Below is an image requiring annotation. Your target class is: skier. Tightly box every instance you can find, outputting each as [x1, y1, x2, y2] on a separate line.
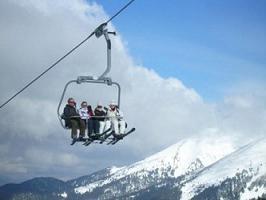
[106, 101, 126, 134]
[63, 98, 86, 139]
[78, 101, 99, 137]
[94, 102, 107, 133]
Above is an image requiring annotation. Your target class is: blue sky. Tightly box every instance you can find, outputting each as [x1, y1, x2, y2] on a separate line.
[94, 0, 266, 101]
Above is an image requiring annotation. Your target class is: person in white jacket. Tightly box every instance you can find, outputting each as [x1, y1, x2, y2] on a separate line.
[105, 101, 126, 134]
[78, 101, 98, 136]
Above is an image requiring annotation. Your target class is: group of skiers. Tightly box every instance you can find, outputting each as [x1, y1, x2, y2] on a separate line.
[62, 97, 126, 140]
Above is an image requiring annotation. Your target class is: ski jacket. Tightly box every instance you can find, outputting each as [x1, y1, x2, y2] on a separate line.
[87, 105, 94, 117]
[63, 104, 79, 128]
[94, 108, 107, 121]
[78, 107, 93, 120]
[107, 108, 123, 120]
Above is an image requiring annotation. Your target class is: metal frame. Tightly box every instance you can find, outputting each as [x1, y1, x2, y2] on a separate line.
[57, 24, 120, 129]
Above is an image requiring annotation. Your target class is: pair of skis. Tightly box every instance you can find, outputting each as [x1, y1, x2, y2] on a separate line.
[107, 128, 135, 145]
[84, 128, 135, 146]
[71, 128, 111, 146]
[70, 127, 135, 146]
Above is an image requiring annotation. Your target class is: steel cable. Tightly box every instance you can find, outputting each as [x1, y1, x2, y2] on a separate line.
[0, 0, 136, 109]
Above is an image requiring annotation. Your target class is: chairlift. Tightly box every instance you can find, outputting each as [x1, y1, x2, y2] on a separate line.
[57, 23, 135, 145]
[57, 23, 119, 129]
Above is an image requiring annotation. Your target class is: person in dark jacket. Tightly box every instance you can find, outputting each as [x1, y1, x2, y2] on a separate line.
[94, 102, 107, 133]
[63, 98, 86, 139]
[88, 105, 100, 135]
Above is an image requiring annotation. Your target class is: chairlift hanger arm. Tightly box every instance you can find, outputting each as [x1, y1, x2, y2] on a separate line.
[94, 23, 116, 80]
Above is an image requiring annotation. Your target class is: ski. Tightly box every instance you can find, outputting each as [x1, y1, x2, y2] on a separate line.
[98, 128, 112, 137]
[71, 128, 135, 146]
[100, 131, 114, 144]
[70, 138, 77, 145]
[108, 128, 135, 145]
[70, 137, 86, 145]
[83, 128, 112, 146]
[83, 139, 93, 146]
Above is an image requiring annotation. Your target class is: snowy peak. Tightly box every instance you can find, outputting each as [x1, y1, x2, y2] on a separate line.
[74, 134, 236, 195]
[181, 137, 266, 200]
[126, 133, 236, 177]
[1, 135, 265, 200]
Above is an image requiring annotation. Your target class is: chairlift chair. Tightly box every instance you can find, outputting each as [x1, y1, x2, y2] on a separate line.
[57, 23, 120, 129]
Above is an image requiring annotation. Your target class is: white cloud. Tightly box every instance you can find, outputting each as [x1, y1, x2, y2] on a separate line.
[216, 84, 266, 137]
[25, 148, 81, 167]
[0, 0, 265, 184]
[0, 157, 27, 174]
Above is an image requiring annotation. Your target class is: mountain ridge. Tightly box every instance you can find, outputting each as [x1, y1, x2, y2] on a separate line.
[0, 135, 265, 200]
[181, 137, 266, 200]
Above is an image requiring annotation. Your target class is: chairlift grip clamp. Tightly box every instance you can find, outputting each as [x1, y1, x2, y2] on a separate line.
[94, 23, 116, 39]
[94, 23, 107, 38]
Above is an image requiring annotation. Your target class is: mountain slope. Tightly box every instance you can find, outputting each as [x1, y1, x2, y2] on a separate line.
[73, 134, 236, 199]
[0, 177, 68, 200]
[181, 137, 266, 200]
[0, 135, 265, 200]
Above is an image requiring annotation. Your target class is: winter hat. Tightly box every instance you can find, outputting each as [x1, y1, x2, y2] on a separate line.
[68, 98, 75, 103]
[81, 101, 87, 107]
[109, 100, 117, 106]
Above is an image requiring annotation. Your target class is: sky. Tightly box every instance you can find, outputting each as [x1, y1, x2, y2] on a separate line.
[97, 0, 266, 100]
[0, 0, 265, 186]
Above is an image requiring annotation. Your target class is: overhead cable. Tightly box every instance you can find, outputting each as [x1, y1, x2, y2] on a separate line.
[0, 0, 136, 109]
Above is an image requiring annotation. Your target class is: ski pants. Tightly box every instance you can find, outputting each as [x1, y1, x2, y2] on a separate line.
[105, 119, 126, 134]
[70, 119, 86, 139]
[87, 119, 99, 136]
[98, 121, 106, 134]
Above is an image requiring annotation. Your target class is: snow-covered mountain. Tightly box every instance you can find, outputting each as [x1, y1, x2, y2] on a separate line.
[73, 134, 236, 198]
[181, 137, 266, 200]
[0, 135, 265, 200]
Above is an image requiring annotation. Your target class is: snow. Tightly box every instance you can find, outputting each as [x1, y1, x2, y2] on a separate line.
[126, 132, 235, 178]
[109, 166, 124, 174]
[181, 137, 266, 200]
[75, 181, 100, 194]
[75, 133, 236, 194]
[241, 185, 265, 200]
[73, 134, 266, 199]
[240, 170, 266, 200]
[59, 192, 67, 198]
